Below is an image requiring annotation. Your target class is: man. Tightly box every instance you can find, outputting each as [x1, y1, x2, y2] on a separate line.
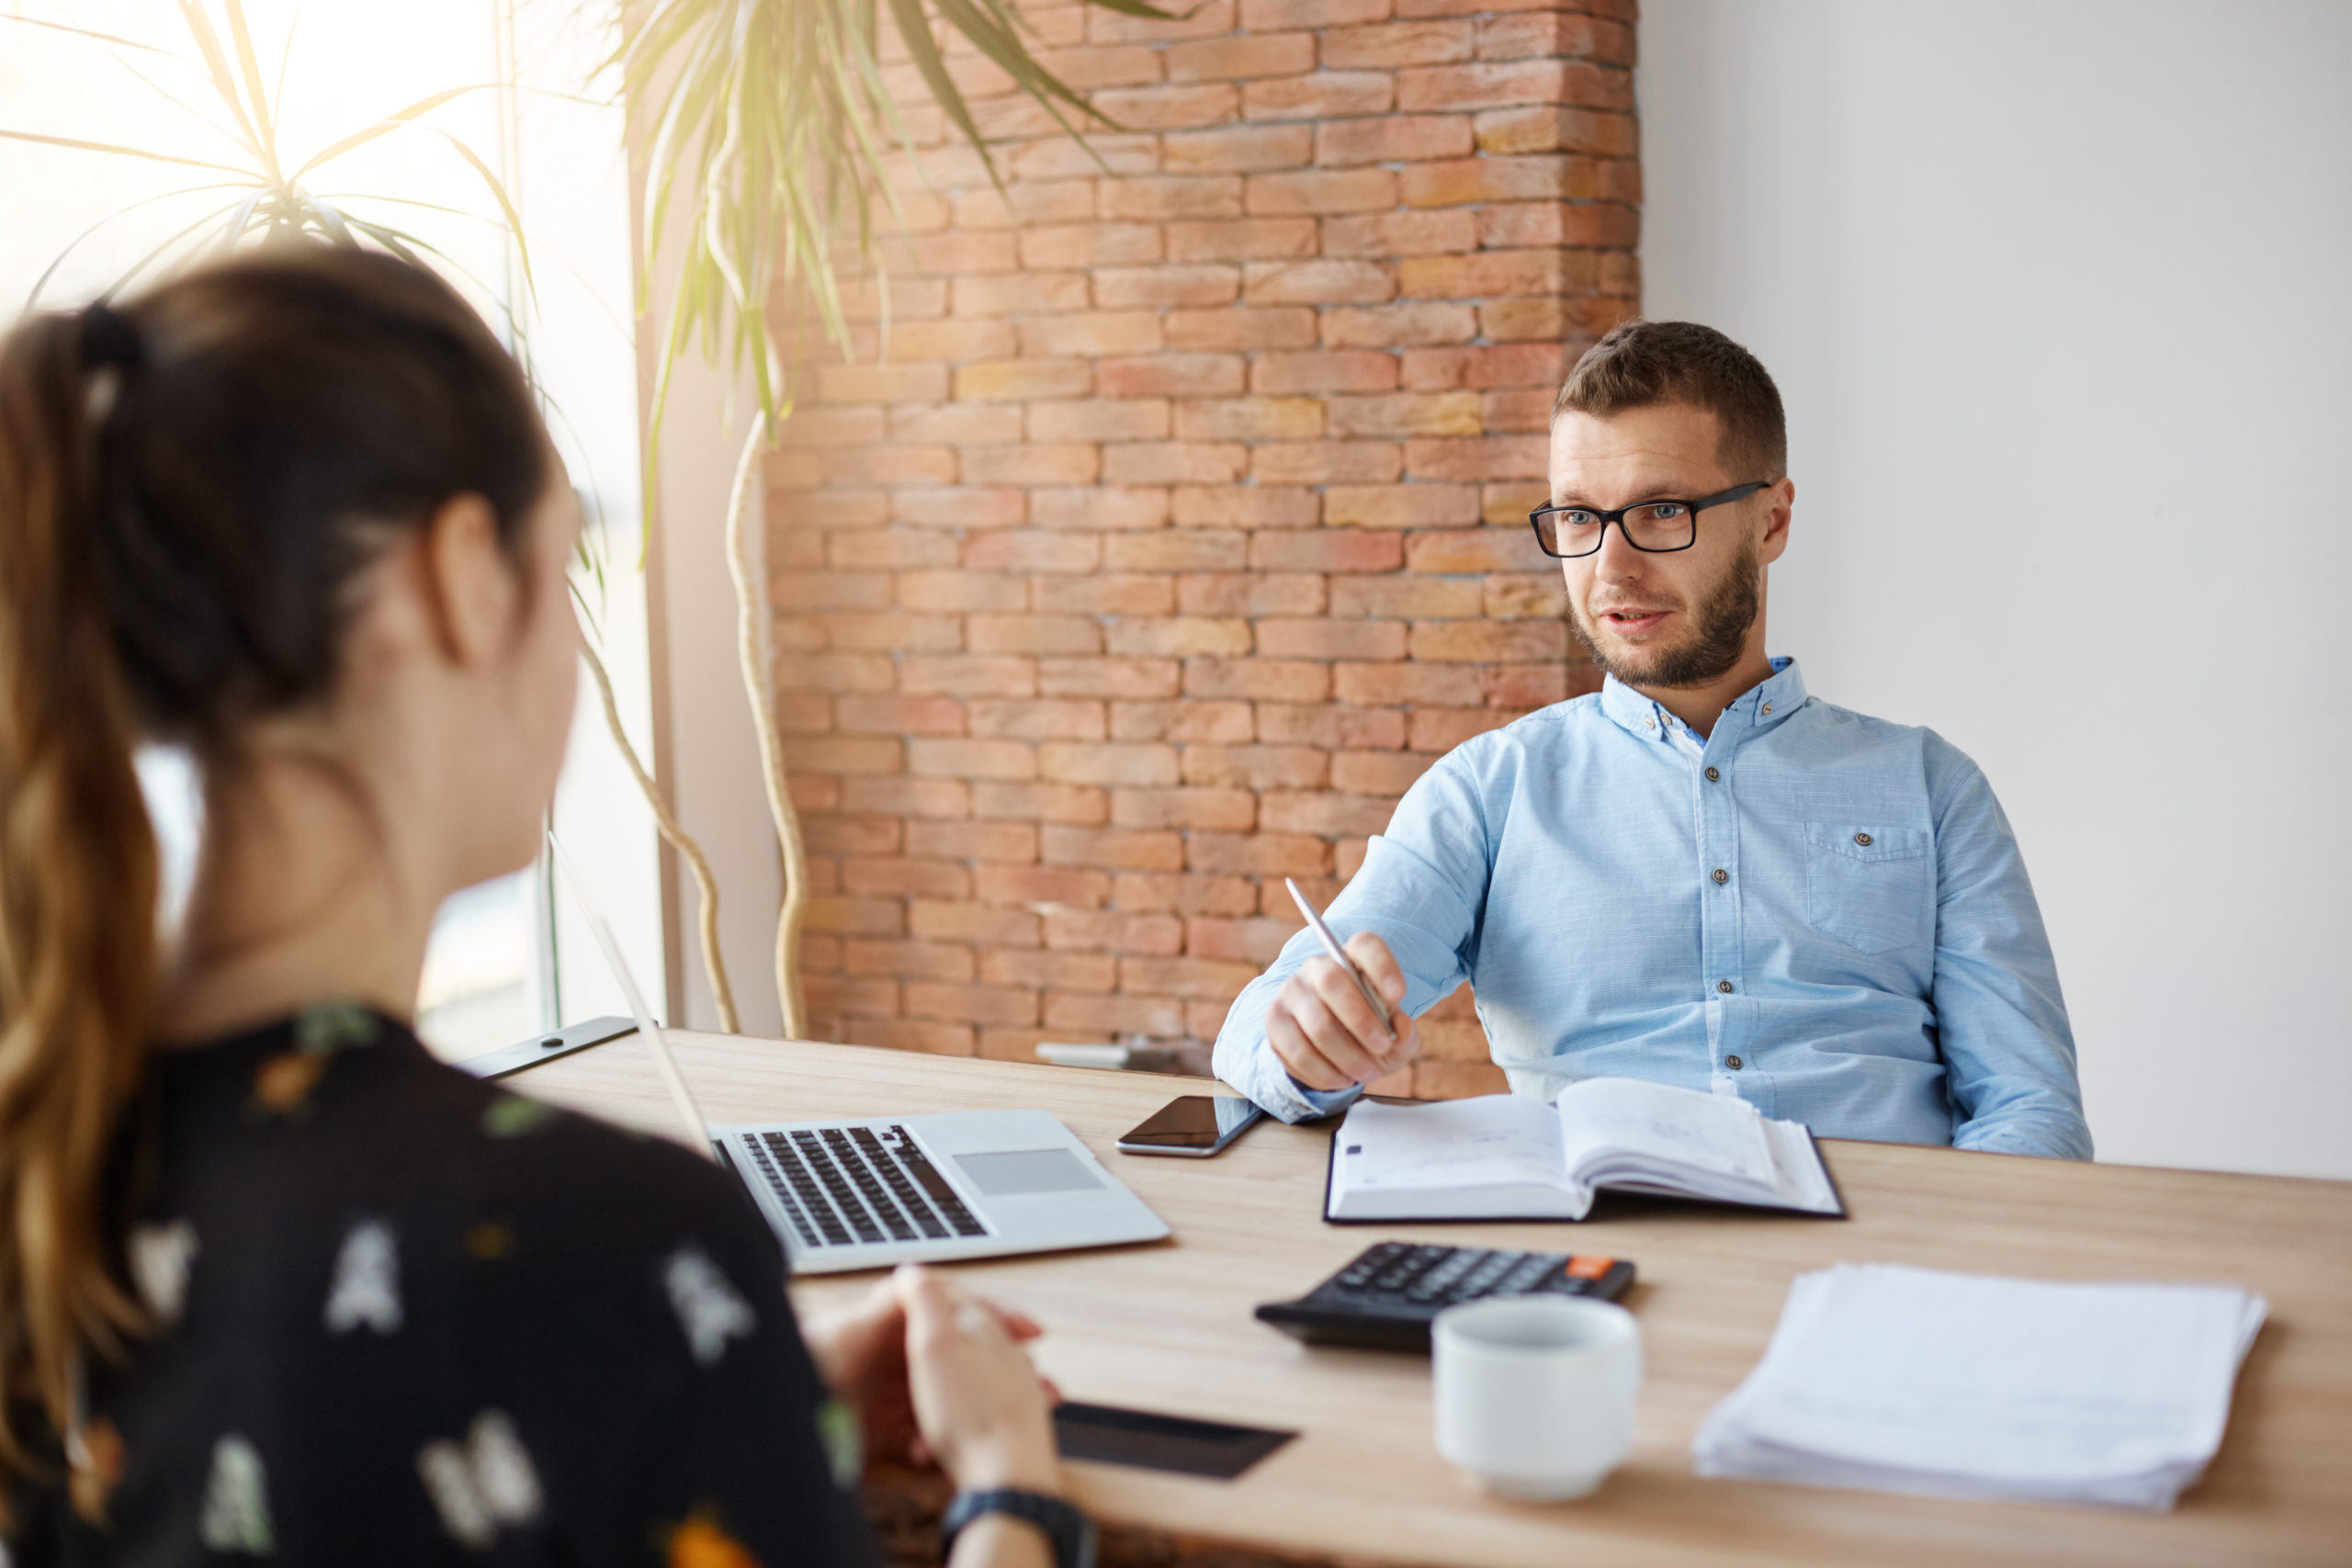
[1214, 321, 2091, 1159]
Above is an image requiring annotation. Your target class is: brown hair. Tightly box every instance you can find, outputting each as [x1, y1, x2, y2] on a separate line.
[1552, 320, 1789, 482]
[0, 246, 547, 1488]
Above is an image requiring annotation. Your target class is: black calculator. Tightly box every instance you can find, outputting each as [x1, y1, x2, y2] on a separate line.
[1254, 1242, 1636, 1352]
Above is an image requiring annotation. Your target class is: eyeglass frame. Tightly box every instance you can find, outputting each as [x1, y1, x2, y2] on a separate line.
[1526, 480, 1771, 558]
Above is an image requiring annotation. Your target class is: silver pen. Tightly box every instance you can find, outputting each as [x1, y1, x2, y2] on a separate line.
[1284, 877, 1397, 1040]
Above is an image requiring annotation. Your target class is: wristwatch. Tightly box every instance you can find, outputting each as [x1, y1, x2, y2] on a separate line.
[941, 1488, 1096, 1568]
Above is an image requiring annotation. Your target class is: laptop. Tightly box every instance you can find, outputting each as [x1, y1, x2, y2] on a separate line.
[544, 837, 1170, 1275]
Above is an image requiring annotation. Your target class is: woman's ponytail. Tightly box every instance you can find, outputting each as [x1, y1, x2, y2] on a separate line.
[0, 304, 161, 1483]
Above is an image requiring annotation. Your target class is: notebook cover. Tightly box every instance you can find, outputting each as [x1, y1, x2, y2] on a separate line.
[1319, 1118, 1849, 1224]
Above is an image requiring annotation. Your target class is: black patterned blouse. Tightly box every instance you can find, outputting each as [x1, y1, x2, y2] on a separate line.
[4, 1003, 877, 1567]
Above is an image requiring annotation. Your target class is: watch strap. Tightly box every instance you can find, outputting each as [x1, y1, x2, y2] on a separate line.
[941, 1487, 1095, 1568]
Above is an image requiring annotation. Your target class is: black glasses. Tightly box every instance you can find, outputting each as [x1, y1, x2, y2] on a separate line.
[1527, 481, 1770, 558]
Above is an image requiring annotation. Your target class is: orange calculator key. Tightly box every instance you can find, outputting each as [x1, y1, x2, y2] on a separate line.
[1566, 1255, 1616, 1280]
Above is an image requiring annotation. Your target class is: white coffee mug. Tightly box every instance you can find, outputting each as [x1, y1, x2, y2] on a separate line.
[1432, 1295, 1641, 1501]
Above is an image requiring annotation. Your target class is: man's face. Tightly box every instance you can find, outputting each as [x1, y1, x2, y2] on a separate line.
[1546, 400, 1792, 689]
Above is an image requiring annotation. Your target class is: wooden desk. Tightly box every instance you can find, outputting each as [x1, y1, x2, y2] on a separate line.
[517, 1032, 2352, 1568]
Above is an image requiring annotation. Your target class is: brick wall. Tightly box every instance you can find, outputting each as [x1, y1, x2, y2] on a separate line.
[766, 0, 1638, 1098]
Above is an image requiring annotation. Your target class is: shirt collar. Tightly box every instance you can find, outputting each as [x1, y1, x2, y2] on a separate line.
[1600, 657, 1809, 747]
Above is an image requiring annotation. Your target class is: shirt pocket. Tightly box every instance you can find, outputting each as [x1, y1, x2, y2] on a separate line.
[1804, 823, 1934, 955]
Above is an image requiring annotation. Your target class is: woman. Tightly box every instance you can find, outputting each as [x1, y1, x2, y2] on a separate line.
[0, 247, 1072, 1564]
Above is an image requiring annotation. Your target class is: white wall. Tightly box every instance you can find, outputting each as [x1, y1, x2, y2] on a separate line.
[1639, 1, 2352, 1178]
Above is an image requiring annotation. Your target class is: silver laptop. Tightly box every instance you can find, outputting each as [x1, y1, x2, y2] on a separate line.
[547, 836, 1170, 1275]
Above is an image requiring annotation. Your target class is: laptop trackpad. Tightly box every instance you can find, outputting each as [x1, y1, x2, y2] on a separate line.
[955, 1147, 1104, 1196]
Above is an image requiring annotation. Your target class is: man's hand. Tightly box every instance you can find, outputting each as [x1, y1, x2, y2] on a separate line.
[1266, 931, 1419, 1092]
[801, 1275, 1049, 1471]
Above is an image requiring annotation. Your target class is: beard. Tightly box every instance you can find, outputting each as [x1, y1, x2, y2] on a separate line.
[1568, 536, 1762, 689]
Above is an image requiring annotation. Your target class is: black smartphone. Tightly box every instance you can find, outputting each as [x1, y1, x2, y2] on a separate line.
[1114, 1095, 1266, 1157]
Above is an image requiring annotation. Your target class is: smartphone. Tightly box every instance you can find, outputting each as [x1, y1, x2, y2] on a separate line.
[1115, 1095, 1267, 1157]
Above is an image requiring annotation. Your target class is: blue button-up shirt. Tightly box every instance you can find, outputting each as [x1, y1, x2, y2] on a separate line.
[1213, 659, 2092, 1159]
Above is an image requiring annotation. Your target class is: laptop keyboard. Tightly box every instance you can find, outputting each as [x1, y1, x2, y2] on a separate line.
[740, 1124, 989, 1250]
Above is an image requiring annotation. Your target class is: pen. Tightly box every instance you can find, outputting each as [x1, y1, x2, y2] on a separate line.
[1283, 877, 1398, 1044]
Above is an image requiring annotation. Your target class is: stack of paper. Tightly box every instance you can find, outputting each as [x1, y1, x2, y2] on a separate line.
[1693, 1263, 2266, 1510]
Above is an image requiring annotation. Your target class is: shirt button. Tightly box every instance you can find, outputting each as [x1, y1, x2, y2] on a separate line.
[1704, 766, 1721, 782]
[1717, 979, 1735, 994]
[1725, 1055, 1743, 1070]
[1854, 831, 1873, 847]
[1761, 702, 1773, 716]
[1712, 868, 1728, 885]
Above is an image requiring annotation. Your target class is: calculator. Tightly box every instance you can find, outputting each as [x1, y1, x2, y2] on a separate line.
[1253, 1241, 1637, 1352]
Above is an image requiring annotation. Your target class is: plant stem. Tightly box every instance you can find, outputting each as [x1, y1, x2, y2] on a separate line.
[579, 637, 740, 1034]
[723, 416, 810, 1039]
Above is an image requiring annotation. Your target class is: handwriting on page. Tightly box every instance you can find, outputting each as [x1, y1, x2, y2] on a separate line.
[1561, 1078, 1775, 1186]
[1346, 1100, 1562, 1190]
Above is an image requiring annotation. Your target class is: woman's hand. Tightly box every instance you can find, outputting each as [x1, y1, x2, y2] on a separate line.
[801, 1273, 1046, 1472]
[894, 1263, 1061, 1495]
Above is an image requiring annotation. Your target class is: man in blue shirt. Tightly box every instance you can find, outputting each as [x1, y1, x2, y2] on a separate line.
[1214, 321, 2091, 1159]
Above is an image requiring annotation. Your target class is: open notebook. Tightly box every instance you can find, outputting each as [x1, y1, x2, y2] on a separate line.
[1324, 1078, 1845, 1224]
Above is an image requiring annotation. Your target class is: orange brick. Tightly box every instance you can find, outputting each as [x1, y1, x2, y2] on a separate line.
[1104, 532, 1250, 571]
[1166, 217, 1320, 263]
[1102, 442, 1249, 485]
[1183, 915, 1302, 964]
[831, 528, 956, 570]
[871, 319, 1021, 363]
[1043, 991, 1187, 1037]
[1242, 259, 1396, 307]
[1257, 703, 1406, 749]
[834, 695, 967, 737]
[955, 359, 1093, 401]
[1035, 573, 1177, 615]
[1031, 486, 1172, 532]
[895, 229, 1020, 276]
[1171, 484, 1322, 530]
[1009, 132, 1159, 179]
[1326, 390, 1481, 438]
[967, 615, 1103, 657]
[1403, 526, 1530, 574]
[1477, 199, 1639, 249]
[952, 272, 1090, 316]
[891, 404, 1025, 446]
[804, 896, 908, 934]
[1249, 530, 1403, 573]
[1185, 829, 1332, 874]
[1483, 479, 1551, 526]
[1411, 707, 1522, 751]
[786, 490, 891, 529]
[821, 447, 957, 486]
[959, 445, 1101, 487]
[1113, 871, 1259, 916]
[1399, 154, 1597, 208]
[981, 949, 1120, 992]
[1181, 744, 1329, 790]
[842, 857, 972, 899]
[975, 863, 1114, 907]
[896, 570, 1027, 613]
[1481, 294, 1634, 344]
[1104, 618, 1254, 658]
[1331, 750, 1437, 795]
[904, 819, 1038, 864]
[1041, 910, 1186, 955]
[1027, 42, 1165, 88]
[1410, 619, 1567, 661]
[1102, 699, 1247, 745]
[1496, 661, 1598, 705]
[1029, 400, 1170, 443]
[963, 532, 1102, 573]
[1038, 740, 1182, 787]
[1099, 175, 1244, 221]
[1396, 60, 1631, 113]
[802, 814, 903, 858]
[1400, 343, 1568, 390]
[846, 1018, 975, 1055]
[967, 699, 1109, 742]
[1400, 248, 1596, 299]
[1328, 575, 1484, 617]
[808, 975, 902, 1018]
[899, 653, 1038, 697]
[1097, 354, 1248, 399]
[896, 488, 1025, 528]
[1250, 351, 1399, 395]
[1474, 107, 1638, 158]
[1252, 440, 1402, 484]
[1404, 434, 1548, 480]
[819, 363, 951, 404]
[1020, 222, 1164, 270]
[775, 406, 883, 448]
[1111, 786, 1258, 830]
[1165, 31, 1317, 81]
[1174, 570, 1326, 615]
[905, 981, 1040, 1026]
[1484, 572, 1563, 620]
[1317, 115, 1473, 166]
[1017, 312, 1164, 358]
[1094, 265, 1243, 310]
[1119, 954, 1260, 998]
[1239, 0, 1390, 29]
[1174, 397, 1324, 442]
[824, 613, 962, 653]
[1323, 482, 1480, 526]
[843, 939, 978, 982]
[1245, 71, 1395, 120]
[1476, 12, 1633, 63]
[1321, 302, 1477, 348]
[786, 774, 840, 813]
[976, 1026, 1072, 1063]
[1257, 791, 1399, 837]
[1413, 1060, 1507, 1098]
[1164, 308, 1318, 353]
[1041, 824, 1188, 871]
[1162, 123, 1316, 173]
[1319, 19, 1473, 69]
[1038, 656, 1182, 699]
[1333, 660, 1478, 705]
[1256, 618, 1408, 660]
[908, 737, 1037, 781]
[1246, 168, 1397, 215]
[1091, 83, 1240, 130]
[1182, 656, 1332, 702]
[775, 570, 890, 612]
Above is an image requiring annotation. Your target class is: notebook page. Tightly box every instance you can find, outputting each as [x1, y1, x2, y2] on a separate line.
[1555, 1077, 1777, 1191]
[1333, 1097, 1566, 1194]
